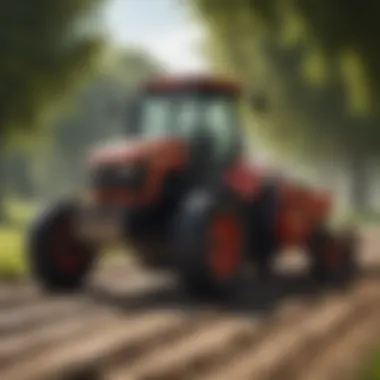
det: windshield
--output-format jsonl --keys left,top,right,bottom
{"left": 130, "top": 93, "right": 239, "bottom": 160}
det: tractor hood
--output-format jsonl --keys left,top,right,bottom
{"left": 88, "top": 137, "right": 189, "bottom": 168}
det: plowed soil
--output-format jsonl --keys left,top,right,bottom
{"left": 0, "top": 229, "right": 379, "bottom": 380}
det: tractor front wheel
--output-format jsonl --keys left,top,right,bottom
{"left": 28, "top": 200, "right": 97, "bottom": 293}
{"left": 173, "top": 190, "right": 247, "bottom": 300}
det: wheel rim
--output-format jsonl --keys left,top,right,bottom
{"left": 209, "top": 212, "right": 243, "bottom": 280}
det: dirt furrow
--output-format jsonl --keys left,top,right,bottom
{"left": 0, "top": 310, "right": 213, "bottom": 380}
{"left": 0, "top": 308, "right": 124, "bottom": 369}
{"left": 107, "top": 318, "right": 259, "bottom": 380}
{"left": 302, "top": 307, "right": 380, "bottom": 380}
{"left": 0, "top": 254, "right": 377, "bottom": 379}
{"left": 0, "top": 284, "right": 39, "bottom": 310}
{"left": 106, "top": 299, "right": 310, "bottom": 380}
{"left": 263, "top": 293, "right": 380, "bottom": 380}
{"left": 0, "top": 297, "right": 94, "bottom": 336}
{"left": 194, "top": 284, "right": 380, "bottom": 380}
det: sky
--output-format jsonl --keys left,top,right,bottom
{"left": 104, "top": 0, "right": 209, "bottom": 73}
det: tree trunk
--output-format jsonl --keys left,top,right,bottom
{"left": 348, "top": 155, "right": 369, "bottom": 215}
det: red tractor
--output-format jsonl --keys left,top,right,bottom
{"left": 28, "top": 75, "right": 358, "bottom": 299}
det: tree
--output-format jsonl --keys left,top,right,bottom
{"left": 191, "top": 0, "right": 380, "bottom": 212}
{"left": 0, "top": 0, "right": 105, "bottom": 219}
{"left": 39, "top": 48, "right": 164, "bottom": 198}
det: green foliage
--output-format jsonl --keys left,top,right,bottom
{"left": 38, "top": 48, "right": 163, "bottom": 197}
{"left": 236, "top": 1, "right": 380, "bottom": 114}
{"left": 0, "top": 224, "right": 28, "bottom": 280}
{"left": 358, "top": 346, "right": 380, "bottom": 380}
{"left": 0, "top": 0, "right": 106, "bottom": 137}
{"left": 0, "top": 199, "right": 37, "bottom": 280}
{"left": 114, "top": 48, "right": 165, "bottom": 87}
{"left": 191, "top": 0, "right": 380, "bottom": 164}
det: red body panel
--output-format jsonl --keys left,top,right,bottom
{"left": 89, "top": 138, "right": 189, "bottom": 207}
{"left": 225, "top": 157, "right": 332, "bottom": 249}
{"left": 224, "top": 156, "right": 285, "bottom": 201}
{"left": 276, "top": 181, "right": 332, "bottom": 248}
{"left": 144, "top": 74, "right": 241, "bottom": 95}
{"left": 224, "top": 158, "right": 262, "bottom": 201}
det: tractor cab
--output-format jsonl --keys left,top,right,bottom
{"left": 125, "top": 76, "right": 242, "bottom": 170}
{"left": 87, "top": 75, "right": 245, "bottom": 205}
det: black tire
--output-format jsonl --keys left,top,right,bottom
{"left": 250, "top": 182, "right": 279, "bottom": 279}
{"left": 308, "top": 227, "right": 358, "bottom": 288}
{"left": 172, "top": 189, "right": 248, "bottom": 300}
{"left": 28, "top": 199, "right": 96, "bottom": 293}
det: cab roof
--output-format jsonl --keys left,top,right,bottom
{"left": 143, "top": 74, "right": 241, "bottom": 94}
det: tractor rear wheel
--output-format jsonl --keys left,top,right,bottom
{"left": 28, "top": 200, "right": 97, "bottom": 293}
{"left": 173, "top": 190, "right": 247, "bottom": 300}
{"left": 308, "top": 227, "right": 358, "bottom": 288}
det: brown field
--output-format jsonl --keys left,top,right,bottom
{"left": 0, "top": 228, "right": 379, "bottom": 380}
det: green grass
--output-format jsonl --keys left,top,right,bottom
{"left": 8, "top": 200, "right": 37, "bottom": 226}
{"left": 0, "top": 225, "right": 27, "bottom": 280}
{"left": 358, "top": 347, "right": 380, "bottom": 380}
{"left": 0, "top": 199, "right": 36, "bottom": 281}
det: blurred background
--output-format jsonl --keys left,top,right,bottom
{"left": 1, "top": 0, "right": 380, "bottom": 376}
{"left": 2, "top": 0, "right": 380, "bottom": 274}
{"left": 1, "top": 0, "right": 380, "bottom": 282}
